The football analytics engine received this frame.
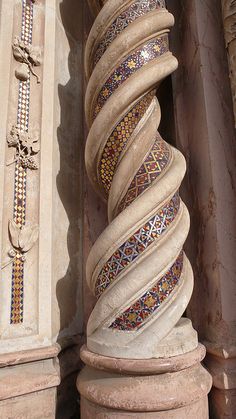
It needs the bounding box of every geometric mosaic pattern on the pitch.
[118,133,171,213]
[99,91,155,195]
[13,164,27,226]
[93,34,169,118]
[10,0,34,324]
[95,193,180,298]
[10,256,24,324]
[93,0,166,66]
[110,251,183,331]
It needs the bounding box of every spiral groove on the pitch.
[85,0,195,359]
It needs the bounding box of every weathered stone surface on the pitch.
[169,0,236,417]
[78,344,212,418]
[0,388,57,419]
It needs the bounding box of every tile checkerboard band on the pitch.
[10,0,34,325]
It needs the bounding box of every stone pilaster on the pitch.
[0,0,84,417]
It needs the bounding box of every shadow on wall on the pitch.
[55,0,108,416]
[55,0,85,417]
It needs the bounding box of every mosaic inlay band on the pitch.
[93,0,166,66]
[110,251,183,331]
[95,192,180,298]
[10,0,34,324]
[99,91,155,194]
[117,133,171,213]
[93,34,169,118]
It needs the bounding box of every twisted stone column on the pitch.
[84,0,196,358]
[78,1,212,417]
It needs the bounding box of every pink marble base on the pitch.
[77,344,212,418]
[81,398,209,419]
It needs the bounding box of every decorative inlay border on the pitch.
[95,192,180,298]
[110,251,183,331]
[8,0,38,324]
[93,0,166,66]
[93,35,169,118]
[118,134,171,213]
[99,91,155,194]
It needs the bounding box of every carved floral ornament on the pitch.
[12,36,41,83]
[6,124,40,170]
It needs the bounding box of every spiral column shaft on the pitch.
[85,0,197,359]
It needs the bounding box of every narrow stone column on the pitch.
[78,1,212,417]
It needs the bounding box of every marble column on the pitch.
[169,0,236,418]
[0,0,84,417]
[77,1,212,417]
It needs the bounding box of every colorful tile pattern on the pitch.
[13,164,27,226]
[95,193,180,297]
[94,0,166,66]
[10,0,34,324]
[99,91,155,194]
[93,35,169,118]
[110,251,183,331]
[10,256,24,324]
[117,134,171,213]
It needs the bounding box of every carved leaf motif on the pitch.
[27,46,42,66]
[12,45,25,63]
[18,224,39,252]
[32,141,40,154]
[8,220,39,252]
[8,220,20,248]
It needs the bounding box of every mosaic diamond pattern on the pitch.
[99,91,155,194]
[94,0,166,65]
[13,163,27,227]
[110,251,183,331]
[118,134,171,213]
[93,35,169,118]
[10,256,24,324]
[95,193,180,297]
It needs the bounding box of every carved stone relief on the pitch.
[1,0,41,324]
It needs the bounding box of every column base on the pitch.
[204,345,236,418]
[77,344,212,419]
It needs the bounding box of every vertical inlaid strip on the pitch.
[10,0,34,324]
